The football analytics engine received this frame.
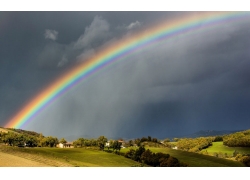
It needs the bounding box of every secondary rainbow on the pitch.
[5,12,250,129]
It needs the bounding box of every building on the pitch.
[58,142,73,148]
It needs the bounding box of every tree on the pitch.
[214,136,223,142]
[160,156,180,167]
[59,138,67,144]
[25,135,38,147]
[173,138,179,142]
[109,139,114,150]
[97,136,107,150]
[152,138,158,143]
[90,139,97,146]
[0,131,7,143]
[37,133,45,147]
[125,149,136,159]
[140,137,148,142]
[2,132,16,146]
[44,136,58,147]
[133,146,145,162]
[73,138,85,148]
[163,138,170,143]
[80,138,86,147]
[84,139,91,147]
[134,138,141,146]
[148,136,152,141]
[141,149,153,165]
[112,140,122,152]
[128,140,133,147]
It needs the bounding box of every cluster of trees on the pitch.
[38,136,59,147]
[176,137,214,152]
[139,136,159,143]
[0,131,38,147]
[131,136,160,147]
[235,154,250,167]
[72,136,108,150]
[72,136,124,152]
[223,130,250,147]
[108,140,123,152]
[0,131,59,147]
[73,138,98,147]
[124,146,188,167]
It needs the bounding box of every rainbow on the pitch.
[5,11,250,129]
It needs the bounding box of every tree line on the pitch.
[223,130,250,147]
[0,131,59,147]
[175,137,214,153]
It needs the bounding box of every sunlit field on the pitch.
[0,145,141,167]
[201,142,250,156]
[120,146,245,167]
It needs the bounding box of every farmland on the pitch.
[201,142,250,156]
[120,146,245,167]
[0,145,141,167]
[1,127,250,167]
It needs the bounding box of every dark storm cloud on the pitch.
[1,12,250,140]
[35,15,143,69]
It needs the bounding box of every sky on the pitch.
[1,10,250,141]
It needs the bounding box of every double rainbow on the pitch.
[5,12,250,129]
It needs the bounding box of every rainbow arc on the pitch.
[5,12,250,129]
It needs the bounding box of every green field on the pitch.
[1,146,141,167]
[120,146,245,167]
[1,144,247,167]
[201,142,250,156]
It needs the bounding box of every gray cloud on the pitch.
[37,16,113,69]
[126,20,142,30]
[57,55,68,67]
[76,48,96,62]
[73,15,110,50]
[44,29,58,41]
[36,16,146,70]
[37,42,65,68]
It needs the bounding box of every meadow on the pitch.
[120,146,245,167]
[201,142,250,156]
[1,143,248,167]
[1,127,249,167]
[0,145,141,167]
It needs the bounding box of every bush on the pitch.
[124,146,187,167]
[241,156,250,167]
[160,156,180,167]
[214,136,223,142]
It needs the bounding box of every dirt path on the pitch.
[0,151,49,167]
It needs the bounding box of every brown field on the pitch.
[0,128,8,133]
[0,145,73,167]
[0,151,49,167]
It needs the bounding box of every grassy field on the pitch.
[0,145,141,167]
[1,142,248,167]
[120,146,245,167]
[201,142,250,156]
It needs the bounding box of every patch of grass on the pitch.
[201,142,250,156]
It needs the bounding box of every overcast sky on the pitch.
[1,11,250,140]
